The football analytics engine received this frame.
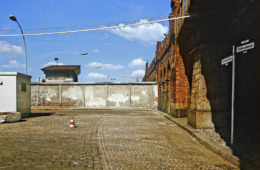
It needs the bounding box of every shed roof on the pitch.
[41,65,80,71]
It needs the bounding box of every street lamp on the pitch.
[66,52,88,64]
[9,15,27,74]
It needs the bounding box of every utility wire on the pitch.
[0,15,190,37]
[0,15,168,32]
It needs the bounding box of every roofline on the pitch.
[0,72,32,79]
[41,65,81,71]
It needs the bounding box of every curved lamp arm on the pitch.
[9,15,27,74]
[66,52,88,64]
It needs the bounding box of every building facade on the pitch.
[143,0,259,130]
[143,0,193,120]
[144,0,260,168]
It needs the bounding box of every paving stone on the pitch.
[0,110,239,169]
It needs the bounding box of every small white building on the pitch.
[0,72,31,117]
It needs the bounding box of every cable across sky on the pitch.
[0,15,190,37]
[0,15,168,32]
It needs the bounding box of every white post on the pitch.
[231,45,235,144]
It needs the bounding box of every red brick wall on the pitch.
[143,0,191,117]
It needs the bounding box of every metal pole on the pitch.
[16,22,27,75]
[66,54,79,64]
[231,45,235,144]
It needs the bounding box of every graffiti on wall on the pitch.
[31,90,51,106]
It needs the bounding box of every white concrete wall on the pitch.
[62,85,83,106]
[17,74,31,115]
[85,85,107,107]
[131,85,153,108]
[107,85,129,107]
[31,82,158,109]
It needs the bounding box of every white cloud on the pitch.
[110,20,168,42]
[43,61,64,67]
[87,62,124,70]
[131,69,145,77]
[87,72,109,79]
[2,60,25,69]
[0,41,23,54]
[93,49,100,53]
[129,58,146,68]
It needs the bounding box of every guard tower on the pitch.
[41,65,80,82]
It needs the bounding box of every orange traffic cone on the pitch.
[69,116,75,128]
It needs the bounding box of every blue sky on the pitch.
[0,0,171,82]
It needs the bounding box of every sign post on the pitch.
[221,39,254,144]
[231,45,235,144]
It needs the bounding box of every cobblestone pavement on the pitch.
[0,110,239,169]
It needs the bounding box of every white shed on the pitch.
[0,72,31,117]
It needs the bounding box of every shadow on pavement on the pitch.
[30,112,55,118]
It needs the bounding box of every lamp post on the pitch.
[9,15,27,74]
[66,52,88,64]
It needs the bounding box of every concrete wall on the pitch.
[31,82,158,109]
[0,72,31,117]
[17,73,31,115]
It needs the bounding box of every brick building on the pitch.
[143,0,260,168]
[143,0,194,120]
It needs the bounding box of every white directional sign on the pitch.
[221,55,233,65]
[236,42,254,53]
